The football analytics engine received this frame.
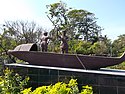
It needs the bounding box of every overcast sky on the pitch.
[0,0,125,41]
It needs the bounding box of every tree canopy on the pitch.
[46,1,103,43]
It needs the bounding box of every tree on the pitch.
[46,1,107,54]
[46,1,72,52]
[3,20,45,44]
[46,1,73,38]
[112,34,125,56]
[68,9,103,42]
[90,41,108,56]
[0,33,16,61]
[0,20,47,61]
[108,35,125,69]
[46,1,103,44]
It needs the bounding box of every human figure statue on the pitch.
[58,30,68,53]
[40,32,52,52]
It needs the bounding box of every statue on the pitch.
[40,32,52,52]
[58,30,68,53]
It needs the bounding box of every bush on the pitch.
[0,68,93,94]
[0,68,29,94]
[21,79,93,94]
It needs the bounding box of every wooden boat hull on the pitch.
[8,43,125,69]
[8,50,123,69]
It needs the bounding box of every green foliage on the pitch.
[75,41,92,55]
[112,34,125,56]
[48,40,60,53]
[68,9,102,41]
[68,40,91,54]
[46,1,103,42]
[21,87,32,94]
[0,33,17,60]
[46,1,69,30]
[0,68,29,94]
[68,39,111,56]
[80,85,93,94]
[21,79,93,94]
[68,39,80,54]
[109,62,125,70]
[68,79,79,94]
[0,67,93,94]
[90,41,108,55]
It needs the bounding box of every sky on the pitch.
[0,0,125,41]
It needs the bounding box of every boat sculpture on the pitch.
[8,43,125,70]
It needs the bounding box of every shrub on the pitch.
[0,68,29,94]
[0,68,93,94]
[21,79,93,94]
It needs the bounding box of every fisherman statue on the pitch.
[40,32,52,52]
[58,30,69,53]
